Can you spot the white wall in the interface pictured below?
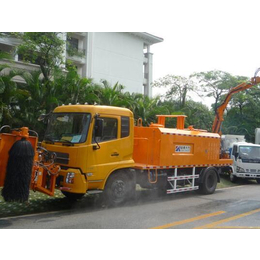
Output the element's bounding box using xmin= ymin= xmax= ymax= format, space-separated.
xmin=91 ymin=32 xmax=144 ymax=94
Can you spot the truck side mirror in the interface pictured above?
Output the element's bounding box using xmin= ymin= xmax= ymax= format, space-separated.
xmin=38 ymin=112 xmax=52 ymax=124
xmin=95 ymin=118 xmax=104 ymax=137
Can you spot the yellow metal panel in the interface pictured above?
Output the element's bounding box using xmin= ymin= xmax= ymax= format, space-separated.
xmin=59 ymin=168 xmax=88 ymax=194
xmin=134 ymin=125 xmax=232 ymax=168
xmin=54 ymin=105 xmax=133 ymax=117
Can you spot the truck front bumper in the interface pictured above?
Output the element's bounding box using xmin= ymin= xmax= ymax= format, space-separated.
xmin=58 ymin=168 xmax=88 ymax=194
xmin=235 ymin=172 xmax=260 ymax=178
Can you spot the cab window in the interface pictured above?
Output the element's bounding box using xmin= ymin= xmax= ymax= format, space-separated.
xmin=93 ymin=117 xmax=118 ymax=143
xmin=121 ymin=116 xmax=130 ymax=138
xmin=232 ymin=145 xmax=237 ymax=156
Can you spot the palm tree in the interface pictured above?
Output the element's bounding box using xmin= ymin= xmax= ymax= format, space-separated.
xmin=132 ymin=95 xmax=169 ymax=126
xmin=54 ymin=66 xmax=101 ymax=105
xmin=98 ymin=80 xmax=126 ymax=106
xmin=17 ymin=70 xmax=47 ymax=127
xmin=0 ymin=66 xmax=23 ymax=126
xmin=97 ymin=81 xmax=170 ymax=126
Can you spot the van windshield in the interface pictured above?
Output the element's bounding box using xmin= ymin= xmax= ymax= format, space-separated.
xmin=239 ymin=145 xmax=260 ymax=163
xmin=44 ymin=113 xmax=91 ymax=144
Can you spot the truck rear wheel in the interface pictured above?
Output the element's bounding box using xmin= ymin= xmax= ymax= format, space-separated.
xmin=104 ymin=171 xmax=134 ymax=207
xmin=199 ymin=168 xmax=217 ymax=195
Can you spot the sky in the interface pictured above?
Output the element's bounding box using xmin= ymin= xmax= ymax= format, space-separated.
xmin=149 ymin=1 xmax=260 ymax=81
xmin=145 ymin=0 xmax=260 ymax=101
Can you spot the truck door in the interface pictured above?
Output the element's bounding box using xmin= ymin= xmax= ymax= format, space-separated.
xmin=86 ymin=115 xmax=133 ymax=189
xmin=231 ymin=145 xmax=238 ymax=166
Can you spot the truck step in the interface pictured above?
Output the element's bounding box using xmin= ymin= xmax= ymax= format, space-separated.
xmin=167 ymin=186 xmax=199 ymax=194
xmin=87 ymin=190 xmax=103 ymax=195
xmin=167 ymin=174 xmax=199 ymax=181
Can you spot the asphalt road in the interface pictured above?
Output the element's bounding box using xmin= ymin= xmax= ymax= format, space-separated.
xmin=1 ymin=183 xmax=260 ymax=229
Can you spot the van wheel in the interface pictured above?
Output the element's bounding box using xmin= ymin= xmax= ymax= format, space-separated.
xmin=199 ymin=168 xmax=217 ymax=195
xmin=104 ymin=172 xmax=132 ymax=207
xmin=230 ymin=173 xmax=237 ymax=183
xmin=256 ymin=179 xmax=260 ymax=184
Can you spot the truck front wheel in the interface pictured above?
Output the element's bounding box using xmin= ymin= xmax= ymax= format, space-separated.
xmin=104 ymin=171 xmax=134 ymax=207
xmin=230 ymin=173 xmax=237 ymax=183
xmin=199 ymin=168 xmax=218 ymax=195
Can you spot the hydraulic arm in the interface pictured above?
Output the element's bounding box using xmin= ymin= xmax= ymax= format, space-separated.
xmin=212 ymin=70 xmax=260 ymax=135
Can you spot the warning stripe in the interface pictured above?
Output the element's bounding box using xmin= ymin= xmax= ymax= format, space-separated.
xmin=167 ymin=175 xmax=199 ymax=181
xmin=135 ymin=163 xmax=231 ymax=170
xmin=167 ymin=186 xmax=199 ymax=194
xmin=162 ymin=132 xmax=220 ymax=139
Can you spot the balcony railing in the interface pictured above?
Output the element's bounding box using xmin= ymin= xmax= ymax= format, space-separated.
xmin=66 ymin=47 xmax=86 ymax=58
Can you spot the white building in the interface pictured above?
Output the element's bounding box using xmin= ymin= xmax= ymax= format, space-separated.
xmin=0 ymin=32 xmax=163 ymax=97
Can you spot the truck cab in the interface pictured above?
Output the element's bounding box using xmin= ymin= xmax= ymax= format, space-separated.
xmin=229 ymin=142 xmax=260 ymax=183
xmin=41 ymin=105 xmax=135 ymax=198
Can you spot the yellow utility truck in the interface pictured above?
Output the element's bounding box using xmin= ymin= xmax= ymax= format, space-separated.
xmin=41 ymin=104 xmax=232 ymax=206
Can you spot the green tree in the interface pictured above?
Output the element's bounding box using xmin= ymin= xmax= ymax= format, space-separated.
xmin=222 ymin=85 xmax=260 ymax=141
xmin=131 ymin=95 xmax=169 ymax=126
xmin=191 ymin=70 xmax=248 ymax=112
xmin=152 ymin=75 xmax=196 ymax=108
xmin=54 ymin=65 xmax=101 ymax=105
xmin=17 ymin=32 xmax=65 ymax=82
xmin=0 ymin=66 xmax=24 ymax=125
xmin=157 ymin=99 xmax=213 ymax=131
xmin=181 ymin=100 xmax=214 ymax=131
xmin=16 ymin=70 xmax=49 ymax=135
xmin=16 ymin=32 xmax=65 ymax=111
xmin=121 ymin=92 xmax=144 ymax=113
xmin=98 ymin=80 xmax=126 ymax=106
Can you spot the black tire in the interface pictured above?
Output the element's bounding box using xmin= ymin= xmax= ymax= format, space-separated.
xmin=199 ymin=168 xmax=218 ymax=195
xmin=61 ymin=191 xmax=85 ymax=201
xmin=104 ymin=172 xmax=134 ymax=207
xmin=256 ymin=179 xmax=260 ymax=184
xmin=230 ymin=173 xmax=237 ymax=183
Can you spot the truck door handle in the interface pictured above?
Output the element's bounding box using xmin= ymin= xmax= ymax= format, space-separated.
xmin=111 ymin=152 xmax=119 ymax=157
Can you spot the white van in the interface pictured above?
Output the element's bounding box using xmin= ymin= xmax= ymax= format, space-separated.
xmin=223 ymin=136 xmax=260 ymax=183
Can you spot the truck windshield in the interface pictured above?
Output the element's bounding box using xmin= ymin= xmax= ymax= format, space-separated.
xmin=44 ymin=113 xmax=91 ymax=144
xmin=239 ymin=146 xmax=260 ymax=163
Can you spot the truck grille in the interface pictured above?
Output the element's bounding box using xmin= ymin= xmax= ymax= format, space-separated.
xmin=247 ymin=169 xmax=257 ymax=173
xmin=51 ymin=151 xmax=69 ymax=165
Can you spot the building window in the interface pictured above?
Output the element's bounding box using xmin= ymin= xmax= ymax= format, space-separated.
xmin=67 ymin=37 xmax=79 ymax=50
xmin=18 ymin=53 xmax=42 ymax=65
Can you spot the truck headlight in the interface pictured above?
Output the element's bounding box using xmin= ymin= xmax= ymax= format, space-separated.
xmin=66 ymin=172 xmax=75 ymax=184
xmin=236 ymin=166 xmax=245 ymax=173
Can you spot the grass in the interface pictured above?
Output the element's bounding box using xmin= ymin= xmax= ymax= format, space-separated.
xmin=0 ymin=189 xmax=73 ymax=218
xmin=0 ymin=175 xmax=241 ymax=219
xmin=217 ymin=174 xmax=239 ymax=189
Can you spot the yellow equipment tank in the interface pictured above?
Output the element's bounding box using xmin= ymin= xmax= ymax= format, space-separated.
xmin=133 ymin=115 xmax=232 ymax=170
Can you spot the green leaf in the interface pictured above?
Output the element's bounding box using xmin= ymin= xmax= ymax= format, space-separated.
xmin=0 ymin=78 xmax=5 ymax=94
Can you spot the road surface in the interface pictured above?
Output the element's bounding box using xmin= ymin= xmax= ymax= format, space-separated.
xmin=1 ymin=183 xmax=260 ymax=229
